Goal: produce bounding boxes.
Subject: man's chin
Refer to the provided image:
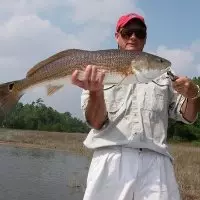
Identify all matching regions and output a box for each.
[125,45,139,51]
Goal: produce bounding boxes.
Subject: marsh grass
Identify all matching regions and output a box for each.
[170,143,200,200]
[0,128,92,158]
[0,128,199,199]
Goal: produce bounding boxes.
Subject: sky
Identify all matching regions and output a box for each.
[0,0,200,119]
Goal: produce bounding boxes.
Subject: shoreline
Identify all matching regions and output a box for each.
[0,140,81,154]
[0,128,199,199]
[0,128,199,156]
[0,128,93,157]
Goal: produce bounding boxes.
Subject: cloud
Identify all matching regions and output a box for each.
[65,0,143,25]
[0,0,143,118]
[0,14,81,55]
[1,1,199,119]
[0,14,82,80]
[155,42,200,78]
[191,40,200,53]
[0,0,64,17]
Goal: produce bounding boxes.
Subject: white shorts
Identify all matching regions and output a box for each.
[83,146,181,200]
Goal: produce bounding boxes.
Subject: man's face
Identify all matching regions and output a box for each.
[115,19,147,51]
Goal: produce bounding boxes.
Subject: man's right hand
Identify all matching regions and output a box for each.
[71,65,107,129]
[71,65,105,92]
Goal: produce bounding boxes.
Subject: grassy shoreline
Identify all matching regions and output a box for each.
[0,128,93,157]
[0,128,199,200]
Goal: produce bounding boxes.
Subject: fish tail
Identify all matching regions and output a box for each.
[0,80,24,120]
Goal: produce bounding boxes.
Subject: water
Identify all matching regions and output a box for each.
[0,145,90,200]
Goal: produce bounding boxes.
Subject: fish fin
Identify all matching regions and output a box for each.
[46,84,64,96]
[26,49,83,78]
[0,80,24,120]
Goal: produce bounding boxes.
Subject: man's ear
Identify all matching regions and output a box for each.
[144,35,147,45]
[115,32,119,43]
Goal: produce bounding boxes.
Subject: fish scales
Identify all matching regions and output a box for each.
[26,49,135,81]
[7,49,169,93]
[0,48,171,119]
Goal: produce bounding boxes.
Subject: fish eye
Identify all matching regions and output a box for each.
[158,58,164,63]
[8,83,14,91]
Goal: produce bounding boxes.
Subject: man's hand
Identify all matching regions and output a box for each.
[171,75,199,121]
[71,65,105,92]
[172,76,198,99]
[71,65,107,129]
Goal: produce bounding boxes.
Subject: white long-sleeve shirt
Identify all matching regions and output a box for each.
[81,72,198,159]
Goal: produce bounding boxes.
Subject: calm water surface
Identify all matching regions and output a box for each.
[0,145,90,200]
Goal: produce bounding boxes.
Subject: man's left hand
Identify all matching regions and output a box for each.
[172,76,198,99]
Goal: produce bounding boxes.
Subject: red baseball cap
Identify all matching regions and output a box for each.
[116,13,146,32]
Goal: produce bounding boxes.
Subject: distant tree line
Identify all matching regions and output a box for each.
[0,98,90,133]
[0,77,200,142]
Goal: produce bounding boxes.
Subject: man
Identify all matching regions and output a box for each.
[71,13,199,200]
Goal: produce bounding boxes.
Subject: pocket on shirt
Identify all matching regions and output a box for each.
[146,91,165,112]
[104,85,127,115]
[140,81,167,112]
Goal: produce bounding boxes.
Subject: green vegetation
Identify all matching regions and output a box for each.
[0,98,90,133]
[0,77,200,143]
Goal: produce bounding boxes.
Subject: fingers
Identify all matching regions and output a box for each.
[83,65,92,89]
[172,76,198,98]
[71,70,83,87]
[98,70,106,84]
[91,65,98,82]
[71,65,105,91]
[173,83,184,91]
[172,76,187,89]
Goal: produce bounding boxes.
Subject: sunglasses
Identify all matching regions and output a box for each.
[119,27,146,40]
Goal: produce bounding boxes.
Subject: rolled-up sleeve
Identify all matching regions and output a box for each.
[80,89,94,128]
[81,89,89,114]
[80,89,110,130]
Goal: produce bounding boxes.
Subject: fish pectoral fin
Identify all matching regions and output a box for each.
[46,84,64,96]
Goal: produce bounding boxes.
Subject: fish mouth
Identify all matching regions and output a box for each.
[161,66,171,73]
[145,66,171,78]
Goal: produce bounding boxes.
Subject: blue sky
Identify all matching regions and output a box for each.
[140,1,200,49]
[35,0,200,51]
[0,0,199,119]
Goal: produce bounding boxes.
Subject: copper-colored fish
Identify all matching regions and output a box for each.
[0,48,171,118]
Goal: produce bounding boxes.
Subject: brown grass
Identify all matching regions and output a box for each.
[0,128,199,199]
[0,128,93,157]
[169,143,200,200]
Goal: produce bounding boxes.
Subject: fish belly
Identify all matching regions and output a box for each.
[77,70,137,85]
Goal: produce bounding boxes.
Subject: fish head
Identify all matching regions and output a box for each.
[131,53,171,83]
